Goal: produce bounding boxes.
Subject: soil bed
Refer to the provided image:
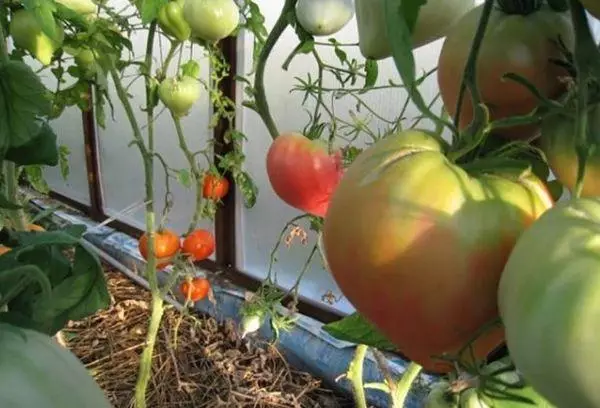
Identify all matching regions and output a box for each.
[63,267,355,408]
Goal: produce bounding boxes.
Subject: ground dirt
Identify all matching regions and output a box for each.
[63,268,356,408]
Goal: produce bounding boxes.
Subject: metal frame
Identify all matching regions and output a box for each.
[49,38,344,324]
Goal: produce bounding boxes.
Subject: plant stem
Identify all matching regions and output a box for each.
[171,114,203,233]
[135,295,165,405]
[253,0,297,140]
[452,0,494,139]
[346,344,368,408]
[4,162,27,230]
[391,362,422,407]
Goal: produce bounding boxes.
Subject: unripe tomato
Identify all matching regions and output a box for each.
[182,229,215,261]
[202,173,229,200]
[424,381,459,408]
[183,0,240,42]
[138,229,180,268]
[437,4,574,140]
[323,130,553,373]
[157,76,201,117]
[9,9,65,66]
[179,277,210,302]
[295,0,354,37]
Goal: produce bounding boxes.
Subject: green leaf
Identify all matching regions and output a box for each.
[5,122,59,166]
[23,166,50,194]
[9,229,82,249]
[22,0,62,43]
[176,168,192,188]
[323,312,397,351]
[383,0,450,131]
[139,0,168,24]
[0,61,52,154]
[59,144,71,179]
[363,59,378,89]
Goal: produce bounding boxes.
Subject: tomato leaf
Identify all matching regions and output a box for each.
[0,195,23,210]
[383,0,452,132]
[363,59,378,89]
[0,61,52,155]
[322,312,397,351]
[21,0,61,43]
[5,122,59,166]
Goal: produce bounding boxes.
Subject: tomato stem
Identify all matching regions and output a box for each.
[391,362,422,407]
[568,0,599,198]
[171,114,203,233]
[347,344,369,408]
[451,0,494,152]
[253,0,297,140]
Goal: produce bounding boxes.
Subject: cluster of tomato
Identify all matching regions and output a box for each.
[267,1,600,407]
[138,173,229,302]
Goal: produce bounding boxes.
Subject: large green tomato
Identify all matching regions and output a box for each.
[498,197,600,408]
[158,0,191,42]
[295,0,354,37]
[322,130,553,373]
[540,104,600,197]
[9,9,65,66]
[0,324,112,407]
[183,0,239,42]
[354,0,476,60]
[438,3,573,140]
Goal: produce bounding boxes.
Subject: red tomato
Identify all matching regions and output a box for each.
[182,229,215,261]
[138,229,180,268]
[437,4,573,140]
[202,173,229,200]
[266,132,344,217]
[322,130,553,373]
[179,277,210,302]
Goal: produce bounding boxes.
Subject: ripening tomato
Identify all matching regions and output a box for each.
[266,132,344,218]
[437,3,574,140]
[540,103,600,197]
[498,197,600,408]
[138,229,180,268]
[182,229,215,261]
[323,130,553,373]
[202,173,229,200]
[179,277,210,302]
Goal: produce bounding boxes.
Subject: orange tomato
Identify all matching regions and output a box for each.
[202,173,230,200]
[182,229,215,261]
[179,277,210,302]
[138,229,180,268]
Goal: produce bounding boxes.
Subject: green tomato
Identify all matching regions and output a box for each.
[540,103,600,197]
[74,48,97,68]
[295,0,354,37]
[183,0,240,42]
[55,0,97,15]
[424,380,459,408]
[158,0,191,42]
[9,9,65,66]
[158,76,201,117]
[498,197,600,408]
[0,324,112,408]
[354,0,476,60]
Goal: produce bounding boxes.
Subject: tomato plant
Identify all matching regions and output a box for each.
[183,0,240,42]
[354,0,476,60]
[138,229,181,268]
[182,229,215,261]
[295,0,354,37]
[498,197,600,408]
[202,173,229,200]
[437,1,574,140]
[266,132,344,218]
[179,277,210,302]
[322,130,553,373]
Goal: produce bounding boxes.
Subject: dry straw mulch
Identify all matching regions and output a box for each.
[63,269,354,408]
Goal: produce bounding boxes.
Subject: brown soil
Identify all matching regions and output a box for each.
[63,268,355,408]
